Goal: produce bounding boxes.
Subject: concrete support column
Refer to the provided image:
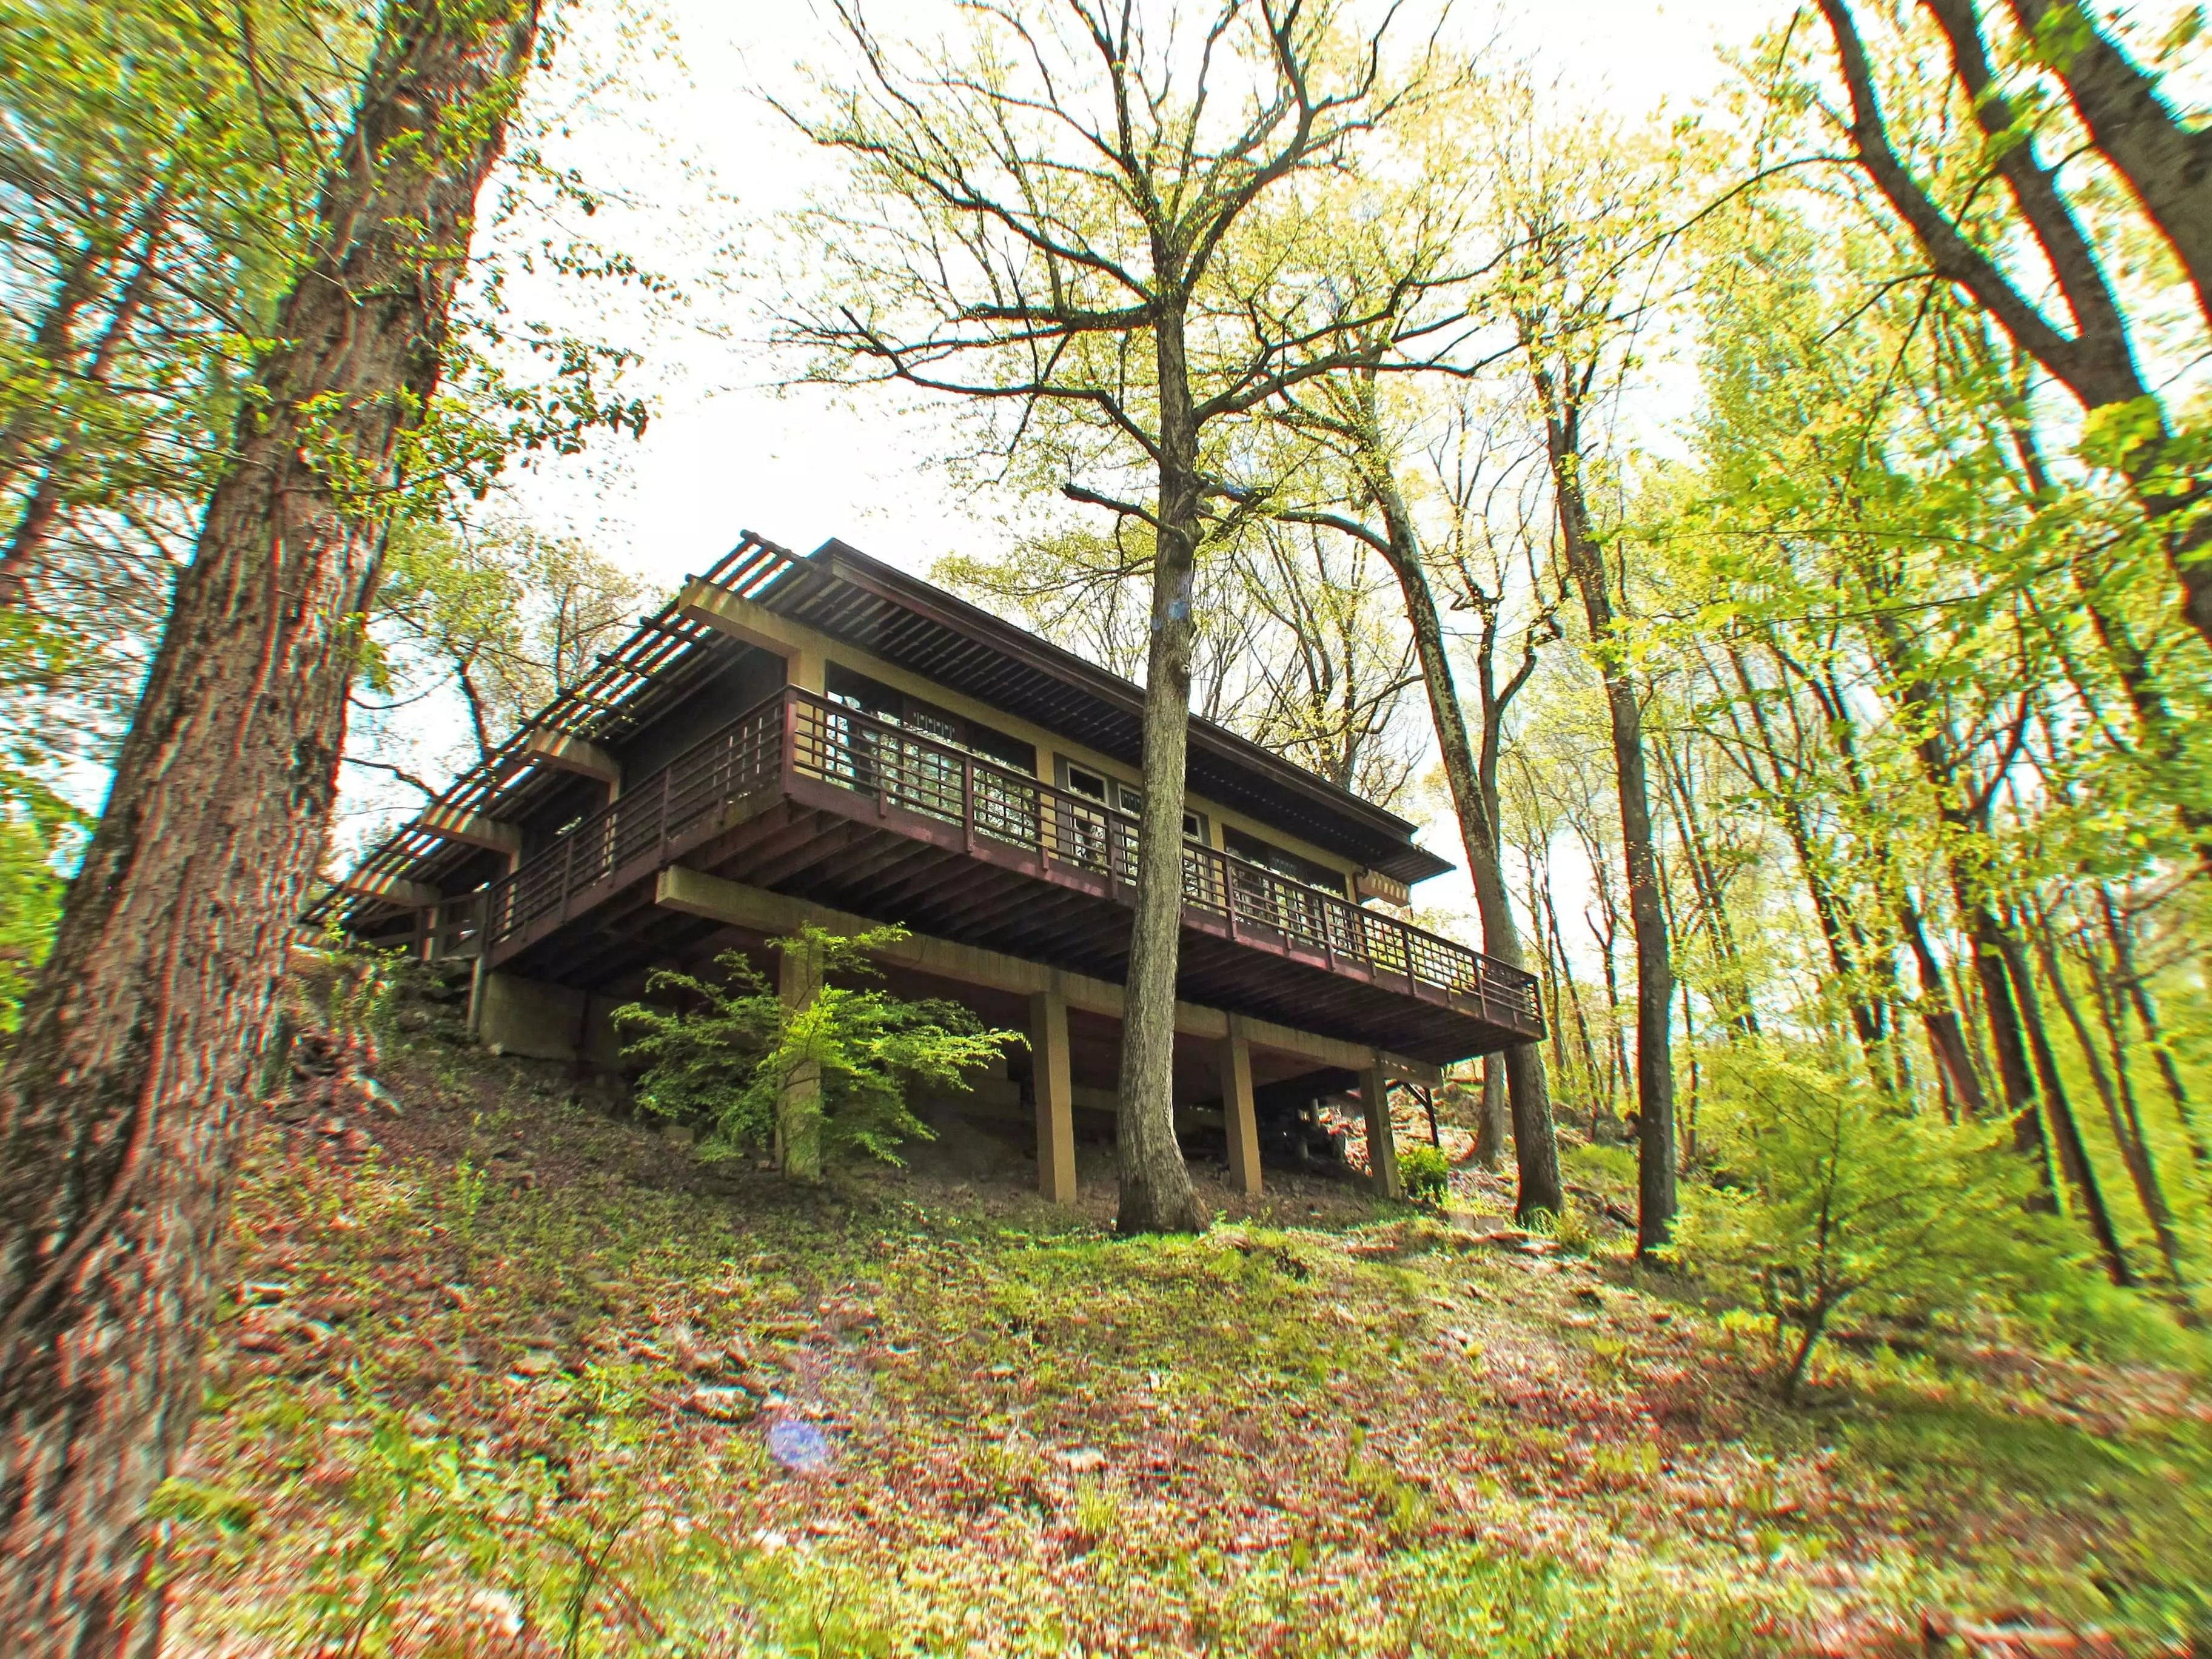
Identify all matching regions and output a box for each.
[1219,1016,1261,1196]
[1361,1053,1402,1200]
[1030,989,1077,1204]
[778,940,824,1179]
[476,970,586,1062]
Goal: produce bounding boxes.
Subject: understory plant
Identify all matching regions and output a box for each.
[1398,1143,1451,1207]
[1667,1043,2039,1403]
[612,925,1022,1177]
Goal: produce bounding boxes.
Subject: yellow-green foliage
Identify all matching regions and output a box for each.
[1398,1143,1451,1205]
[1667,1042,2039,1401]
[0,766,81,1037]
[612,925,1023,1168]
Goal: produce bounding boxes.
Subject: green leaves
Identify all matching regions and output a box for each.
[1669,1043,2037,1401]
[2077,397,2168,475]
[612,928,1024,1175]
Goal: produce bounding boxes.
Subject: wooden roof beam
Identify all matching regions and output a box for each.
[417,802,523,856]
[337,870,441,908]
[519,727,621,787]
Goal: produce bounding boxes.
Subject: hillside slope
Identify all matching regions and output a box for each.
[156,1003,2212,1657]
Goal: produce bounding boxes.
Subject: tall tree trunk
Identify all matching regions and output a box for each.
[1342,461,1561,1220]
[1589,882,1629,1136]
[1720,643,1886,1066]
[2034,919,2185,1283]
[1539,371,1675,1252]
[1965,901,2044,1151]
[1473,1057,1509,1169]
[1114,302,1205,1235]
[1270,387,1563,1218]
[1656,736,1757,1037]
[1522,849,1570,1079]
[1538,868,1606,1123]
[1678,978,1699,1169]
[1992,925,2134,1285]
[0,6,541,1651]
[1899,898,1988,1118]
[1400,558,1563,1213]
[2099,886,2212,1180]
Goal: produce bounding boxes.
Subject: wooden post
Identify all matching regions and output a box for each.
[1219,1015,1261,1196]
[1361,1053,1402,1200]
[1030,988,1078,1204]
[777,938,824,1179]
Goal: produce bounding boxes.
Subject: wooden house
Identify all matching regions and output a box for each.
[332,534,1543,1198]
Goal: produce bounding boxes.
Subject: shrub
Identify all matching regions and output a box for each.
[1666,1043,2037,1403]
[1398,1143,1451,1206]
[612,925,1023,1178]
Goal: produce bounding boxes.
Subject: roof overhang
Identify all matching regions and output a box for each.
[763,539,1453,885]
[324,529,1454,917]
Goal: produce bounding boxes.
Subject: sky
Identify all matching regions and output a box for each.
[520,0,1773,593]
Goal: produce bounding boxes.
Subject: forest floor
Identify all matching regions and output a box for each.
[157,999,2212,1658]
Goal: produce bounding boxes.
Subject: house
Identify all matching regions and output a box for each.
[332,532,1544,1199]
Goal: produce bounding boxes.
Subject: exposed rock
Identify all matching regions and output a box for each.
[683,1386,756,1423]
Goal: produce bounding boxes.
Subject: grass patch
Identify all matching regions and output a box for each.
[157,1030,2212,1655]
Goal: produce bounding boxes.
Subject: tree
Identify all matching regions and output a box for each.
[1671,1042,2037,1404]
[1813,0,2212,663]
[615,927,1024,1179]
[361,517,651,780]
[1260,368,1568,1221]
[937,522,1272,729]
[0,2,546,1646]
[774,0,1455,1233]
[1488,99,1687,1255]
[1237,520,1424,806]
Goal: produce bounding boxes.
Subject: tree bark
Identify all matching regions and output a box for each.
[2002,0,2212,337]
[1537,863,1607,1123]
[1583,842,1632,1133]
[1994,925,2134,1285]
[2033,918,2184,1283]
[1473,1057,1509,1169]
[1114,303,1205,1235]
[1539,369,1675,1253]
[1655,736,1756,1038]
[1899,898,1989,1119]
[0,5,541,1651]
[1818,0,2212,655]
[2097,886,2211,1180]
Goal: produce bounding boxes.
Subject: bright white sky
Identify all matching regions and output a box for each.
[526,0,1774,592]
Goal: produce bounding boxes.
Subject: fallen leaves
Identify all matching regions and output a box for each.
[158,1025,2212,1659]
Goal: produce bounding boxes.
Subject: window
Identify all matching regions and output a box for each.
[1066,764,1205,840]
[1222,825,1346,893]
[823,664,1037,775]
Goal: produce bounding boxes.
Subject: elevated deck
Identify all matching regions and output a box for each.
[449,688,1541,1065]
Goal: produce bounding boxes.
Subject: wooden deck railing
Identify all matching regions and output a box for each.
[471,687,1541,1031]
